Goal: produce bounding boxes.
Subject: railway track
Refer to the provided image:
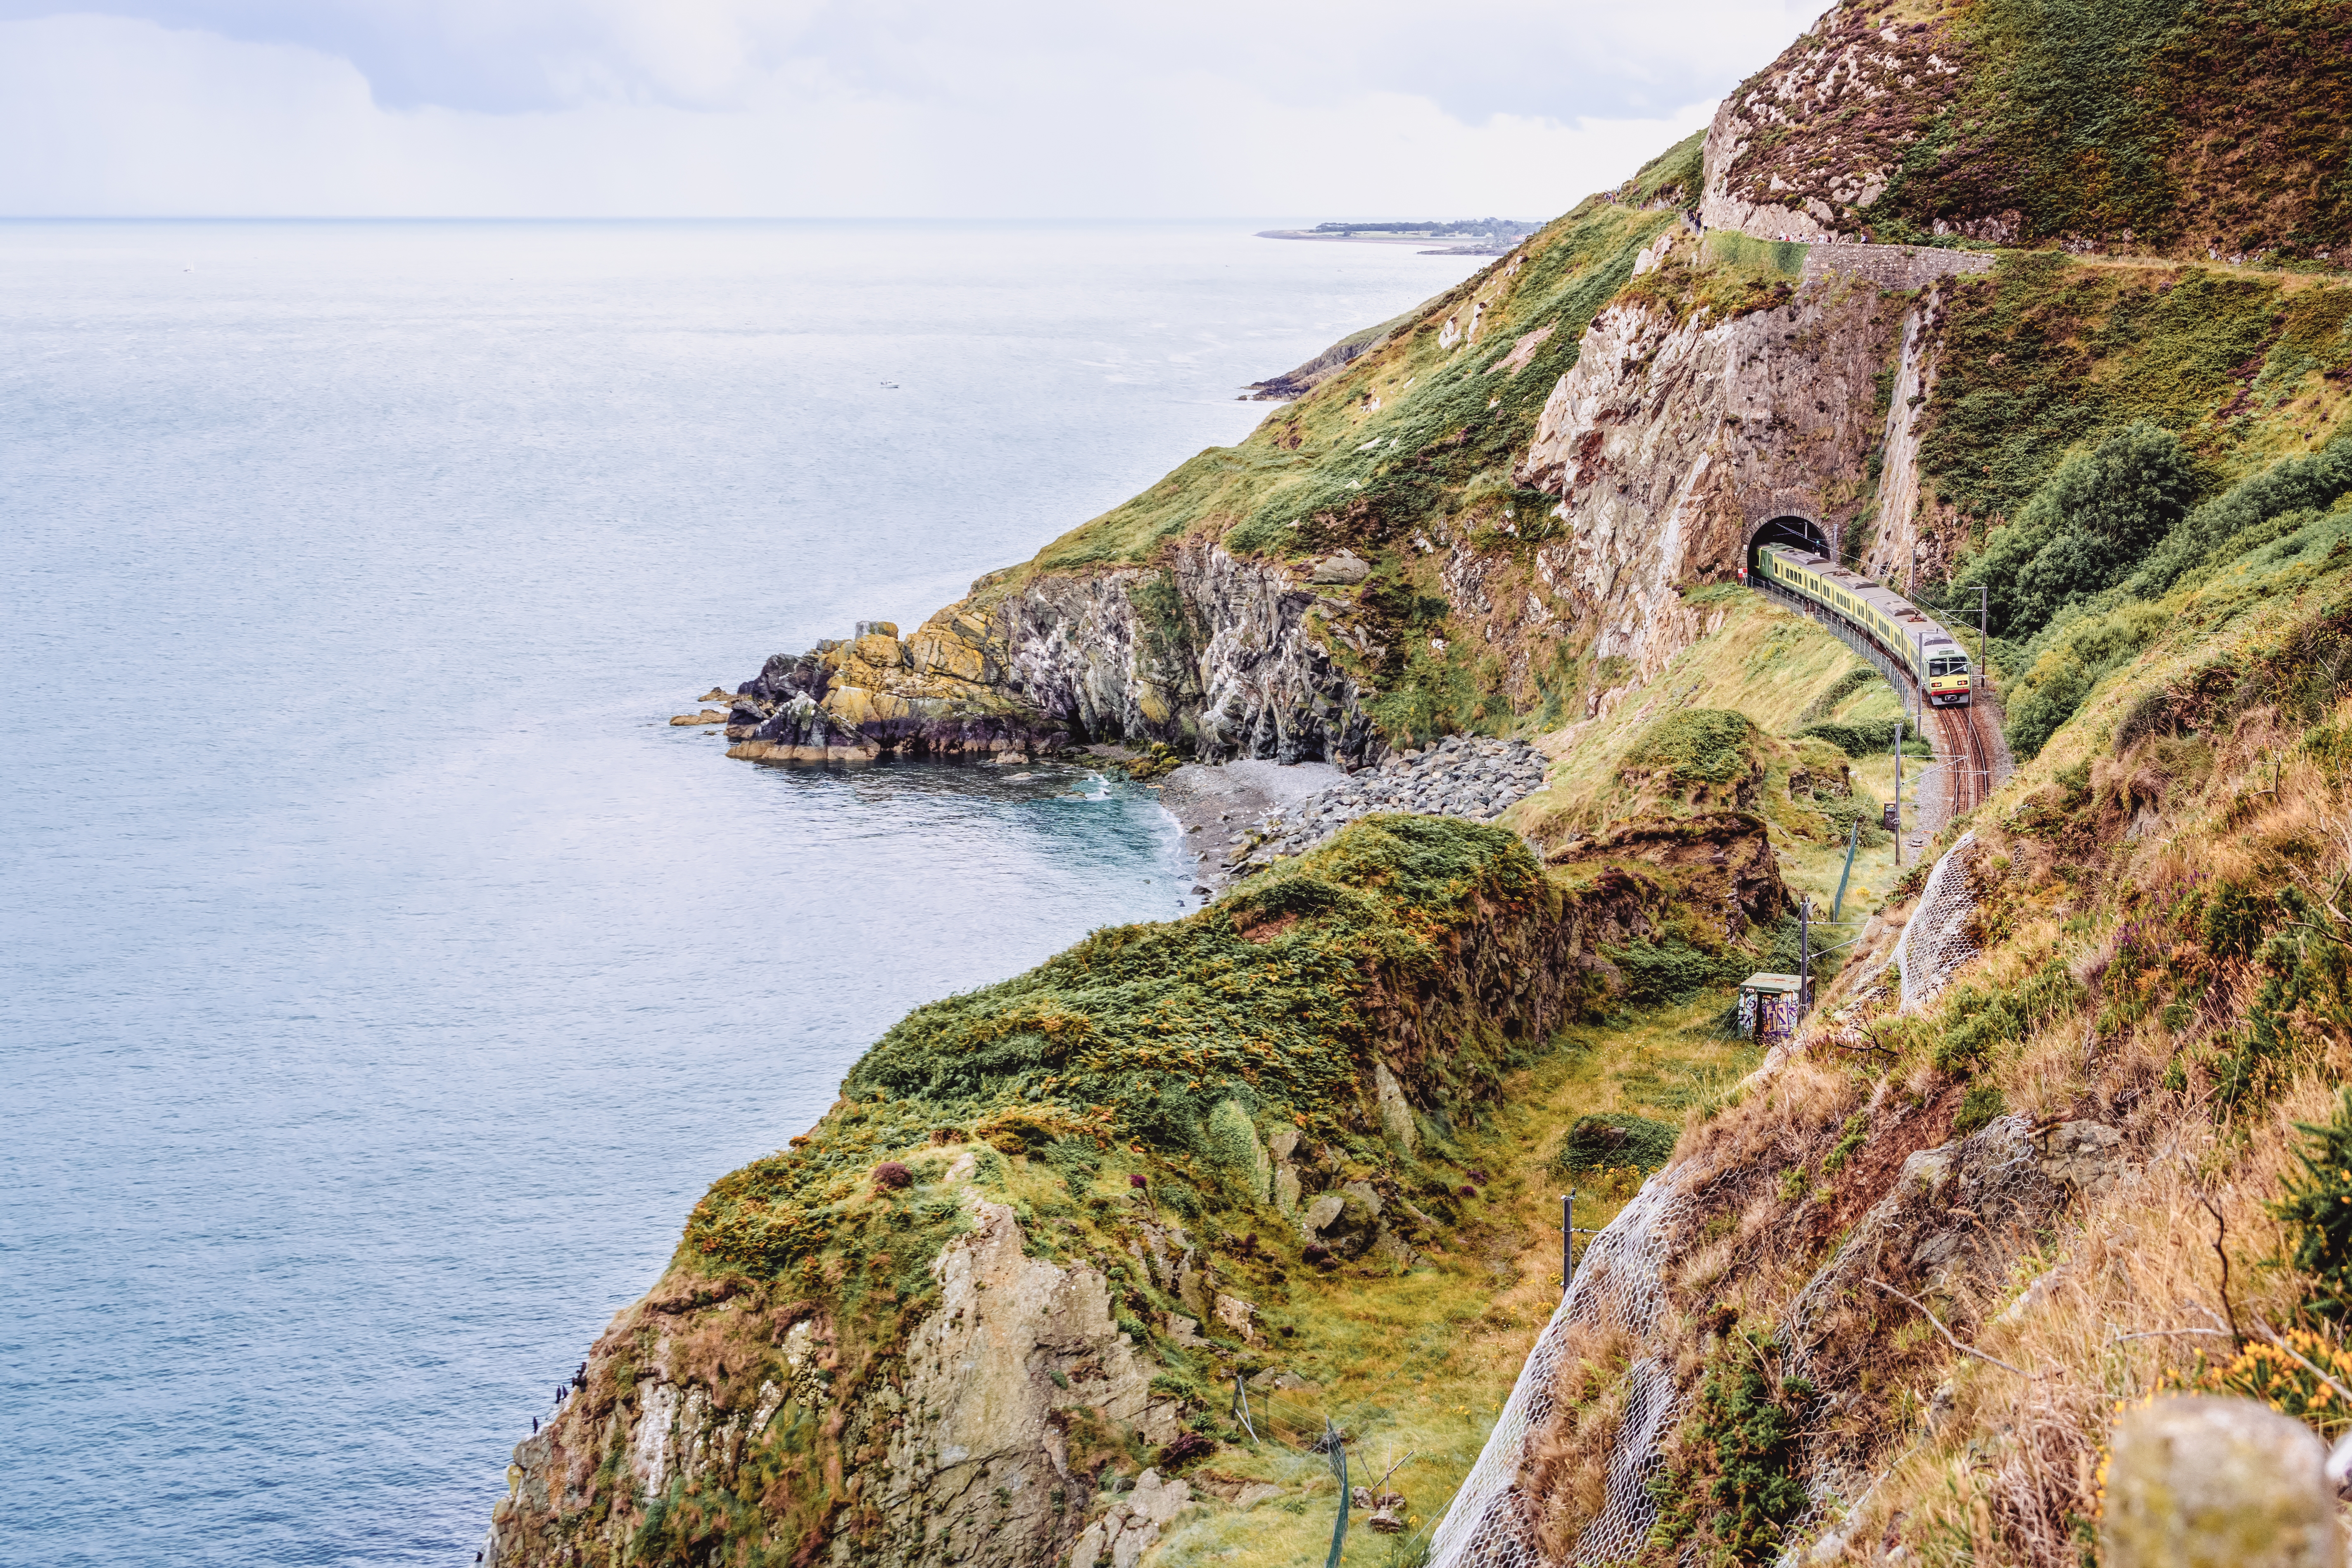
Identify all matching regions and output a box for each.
[1926,698,1992,819]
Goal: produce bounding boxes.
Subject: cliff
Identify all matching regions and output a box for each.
[481,815,1794,1568]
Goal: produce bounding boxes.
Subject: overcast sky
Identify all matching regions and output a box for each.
[0,1,1815,216]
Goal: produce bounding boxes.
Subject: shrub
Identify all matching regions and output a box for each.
[1606,936,1739,1005]
[1625,710,1758,785]
[1552,1112,1680,1174]
[2132,432,2352,597]
[2166,1328,2352,1440]
[1953,1082,2006,1137]
[1648,1331,1812,1564]
[1951,422,2196,641]
[2274,1089,2352,1316]
[871,1162,913,1192]
[1795,720,1932,759]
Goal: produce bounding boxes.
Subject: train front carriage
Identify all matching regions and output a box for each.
[1924,642,1973,708]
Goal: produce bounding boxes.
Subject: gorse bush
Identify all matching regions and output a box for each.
[2274,1089,2352,1316]
[1649,1331,1813,1565]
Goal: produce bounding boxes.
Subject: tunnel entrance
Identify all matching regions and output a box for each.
[1748,513,1832,563]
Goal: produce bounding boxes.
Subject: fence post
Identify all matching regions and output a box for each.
[1561,1190,1577,1298]
[1323,1421,1349,1568]
[1831,820,1859,922]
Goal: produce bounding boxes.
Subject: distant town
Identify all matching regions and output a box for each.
[1254,217,1542,255]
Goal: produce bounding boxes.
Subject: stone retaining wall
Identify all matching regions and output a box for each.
[1801,242,1995,290]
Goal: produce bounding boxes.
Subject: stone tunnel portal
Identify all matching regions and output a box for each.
[1746,513,1832,571]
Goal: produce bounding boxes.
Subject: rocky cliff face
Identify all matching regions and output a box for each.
[1698,4,1972,245]
[482,1186,1184,1568]
[1508,263,1904,709]
[724,540,1386,768]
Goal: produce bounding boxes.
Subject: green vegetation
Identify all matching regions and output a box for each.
[1615,230,1805,326]
[1620,130,1706,209]
[1648,1331,1813,1565]
[1913,246,2352,757]
[2275,1089,2352,1316]
[1948,421,2197,641]
[1551,1112,1681,1174]
[1853,0,2352,256]
[1795,720,1931,760]
[1026,200,1665,580]
[690,817,1561,1277]
[1622,710,1759,786]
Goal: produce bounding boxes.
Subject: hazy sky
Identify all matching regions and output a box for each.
[0,1,1815,216]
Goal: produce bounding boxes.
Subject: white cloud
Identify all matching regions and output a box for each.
[0,3,1814,216]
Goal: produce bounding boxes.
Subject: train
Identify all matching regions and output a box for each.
[1743,543,1973,707]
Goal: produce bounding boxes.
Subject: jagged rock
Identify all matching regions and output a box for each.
[729,543,1391,769]
[2035,1119,2125,1197]
[1069,1469,1193,1568]
[1162,1313,1211,1349]
[2102,1396,2339,1568]
[1375,1062,1418,1149]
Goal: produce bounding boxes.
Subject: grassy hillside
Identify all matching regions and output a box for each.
[1893,250,2352,758]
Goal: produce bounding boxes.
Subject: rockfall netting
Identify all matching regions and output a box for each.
[1894,831,1979,1014]
[1424,1171,1689,1568]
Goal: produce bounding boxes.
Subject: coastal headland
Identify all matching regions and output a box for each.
[491,2,2352,1563]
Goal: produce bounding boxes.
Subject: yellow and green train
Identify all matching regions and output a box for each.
[1744,543,1973,707]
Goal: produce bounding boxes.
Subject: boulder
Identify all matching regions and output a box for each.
[2102,1395,2339,1568]
[1069,1470,1192,1568]
[2036,1120,2125,1197]
[1308,551,1372,585]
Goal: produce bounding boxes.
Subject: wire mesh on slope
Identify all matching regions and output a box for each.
[1424,1172,1689,1568]
[1894,831,1978,1014]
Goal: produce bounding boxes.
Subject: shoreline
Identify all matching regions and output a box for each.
[1142,757,1343,893]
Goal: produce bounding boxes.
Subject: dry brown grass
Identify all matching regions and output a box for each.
[1823,1078,2337,1565]
[1520,1321,1639,1557]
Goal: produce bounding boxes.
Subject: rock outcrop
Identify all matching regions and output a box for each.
[1698,6,1970,245]
[725,541,1388,768]
[1511,278,1904,695]
[483,1187,1185,1568]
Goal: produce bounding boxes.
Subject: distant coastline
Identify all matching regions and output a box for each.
[1255,219,1536,257]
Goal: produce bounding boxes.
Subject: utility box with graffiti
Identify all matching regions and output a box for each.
[1737,972,1804,1044]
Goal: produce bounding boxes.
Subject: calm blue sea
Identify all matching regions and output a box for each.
[0,220,1481,1566]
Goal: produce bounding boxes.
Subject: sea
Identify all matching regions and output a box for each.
[0,219,1484,1566]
